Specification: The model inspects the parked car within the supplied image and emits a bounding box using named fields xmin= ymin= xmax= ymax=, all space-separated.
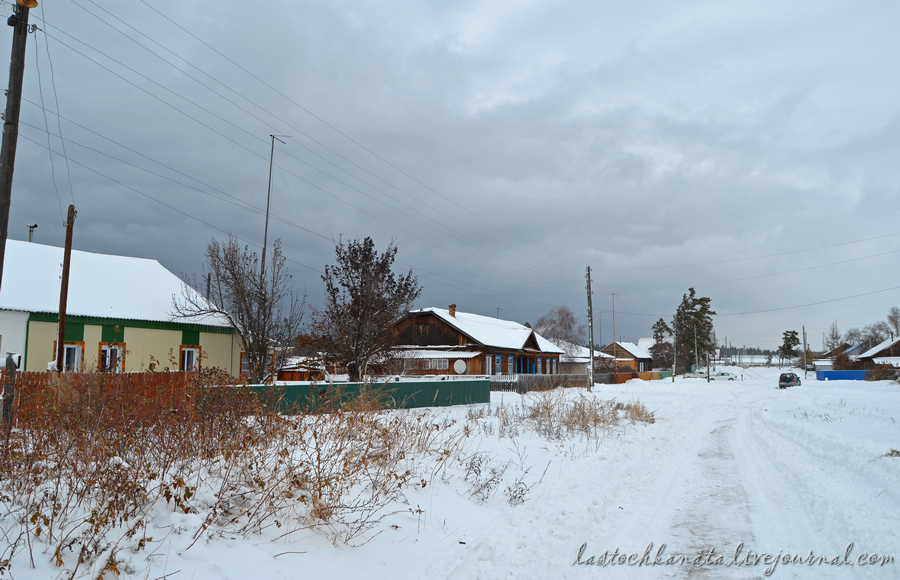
xmin=683 ymin=371 xmax=708 ymax=379
xmin=779 ymin=372 xmax=801 ymax=389
xmin=709 ymin=372 xmax=737 ymax=381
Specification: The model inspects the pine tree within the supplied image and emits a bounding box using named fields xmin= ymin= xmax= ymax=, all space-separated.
xmin=671 ymin=288 xmax=716 ymax=370
xmin=649 ymin=317 xmax=673 ymax=368
xmin=778 ymin=330 xmax=800 ymax=365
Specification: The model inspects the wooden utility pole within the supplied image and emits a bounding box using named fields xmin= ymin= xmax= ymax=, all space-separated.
xmin=585 ymin=266 xmax=594 ymax=390
xmin=55 ymin=204 xmax=75 ymax=372
xmin=260 ymin=134 xmax=286 ymax=282
xmin=611 ymin=293 xmax=617 ymax=364
xmin=0 ymin=2 xmax=33 ymax=295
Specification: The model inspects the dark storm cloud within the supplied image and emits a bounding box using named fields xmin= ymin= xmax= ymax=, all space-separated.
xmin=5 ymin=0 xmax=899 ymax=349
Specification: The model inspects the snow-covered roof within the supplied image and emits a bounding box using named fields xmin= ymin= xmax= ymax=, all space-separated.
xmin=858 ymin=336 xmax=900 ymax=359
xmin=636 ymin=337 xmax=656 ymax=351
xmin=411 ymin=307 xmax=563 ymax=353
xmin=872 ymin=357 xmax=900 ymax=368
xmin=614 ymin=341 xmax=652 ymax=360
xmin=533 ymin=332 xmax=565 ymax=355
xmin=0 ymin=240 xmax=228 ymax=326
xmin=545 ymin=338 xmax=613 ymax=363
xmin=394 ymin=349 xmax=481 ymax=360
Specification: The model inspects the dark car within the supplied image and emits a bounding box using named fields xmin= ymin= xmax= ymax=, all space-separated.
xmin=779 ymin=372 xmax=801 ymax=389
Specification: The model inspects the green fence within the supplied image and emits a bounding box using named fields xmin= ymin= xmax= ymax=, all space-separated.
xmin=242 ymin=379 xmax=490 ymax=414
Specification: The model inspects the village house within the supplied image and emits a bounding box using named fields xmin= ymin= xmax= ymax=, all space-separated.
xmin=857 ymin=336 xmax=900 ymax=369
xmin=600 ymin=340 xmax=653 ymax=372
xmin=393 ymin=305 xmax=563 ymax=376
xmin=0 ymin=240 xmax=242 ymax=373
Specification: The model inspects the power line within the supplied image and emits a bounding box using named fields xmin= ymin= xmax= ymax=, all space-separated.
xmin=718 ymin=285 xmax=900 ymax=316
xmin=133 ymin=0 xmax=582 ymax=270
xmin=601 ymin=231 xmax=900 ymax=271
xmin=61 ymin=1 xmax=578 ymax=276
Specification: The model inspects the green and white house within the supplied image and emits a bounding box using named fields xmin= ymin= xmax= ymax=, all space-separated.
xmin=0 ymin=240 xmax=242 ymax=373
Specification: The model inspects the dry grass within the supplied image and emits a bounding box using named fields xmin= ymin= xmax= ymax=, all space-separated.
xmin=0 ymin=373 xmax=467 ymax=577
xmin=471 ymin=389 xmax=655 ymax=442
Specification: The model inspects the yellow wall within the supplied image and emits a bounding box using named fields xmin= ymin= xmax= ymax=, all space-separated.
xmin=83 ymin=325 xmax=102 ymax=371
xmin=25 ymin=317 xmax=237 ymax=374
xmin=123 ymin=327 xmax=182 ymax=371
xmin=25 ymin=321 xmax=57 ymax=371
xmin=200 ymin=331 xmax=239 ymax=374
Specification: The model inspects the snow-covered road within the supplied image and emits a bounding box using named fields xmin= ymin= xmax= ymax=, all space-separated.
xmin=424 ymin=368 xmax=900 ymax=580
xmin=30 ymin=368 xmax=895 ymax=579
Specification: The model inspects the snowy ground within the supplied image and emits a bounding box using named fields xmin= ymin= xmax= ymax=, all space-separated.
xmin=14 ymin=367 xmax=900 ymax=579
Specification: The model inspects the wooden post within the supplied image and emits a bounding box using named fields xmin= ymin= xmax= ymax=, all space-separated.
xmin=0 ymin=3 xmax=32 ymax=295
xmin=56 ymin=205 xmax=75 ymax=372
xmin=585 ymin=266 xmax=594 ymax=390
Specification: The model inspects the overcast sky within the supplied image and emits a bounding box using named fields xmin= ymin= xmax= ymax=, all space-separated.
xmin=4 ymin=0 xmax=900 ymax=350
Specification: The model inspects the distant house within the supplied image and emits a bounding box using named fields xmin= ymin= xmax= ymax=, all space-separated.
xmin=844 ymin=340 xmax=878 ymax=360
xmin=858 ymin=337 xmax=900 ymax=368
xmin=546 ymin=339 xmax=614 ymax=375
xmin=393 ymin=305 xmax=563 ymax=376
xmin=0 ymin=240 xmax=241 ymax=373
xmin=600 ymin=341 xmax=653 ymax=372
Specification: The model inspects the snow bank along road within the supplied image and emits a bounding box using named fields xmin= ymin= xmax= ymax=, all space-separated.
xmin=425 ymin=368 xmax=900 ymax=580
xmin=112 ymin=368 xmax=897 ymax=580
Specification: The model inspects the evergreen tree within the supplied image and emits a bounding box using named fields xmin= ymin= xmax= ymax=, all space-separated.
xmin=649 ymin=317 xmax=673 ymax=368
xmin=671 ymin=288 xmax=716 ymax=369
xmin=778 ymin=330 xmax=800 ymax=365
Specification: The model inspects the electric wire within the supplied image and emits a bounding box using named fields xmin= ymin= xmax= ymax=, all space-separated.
xmin=44 ymin=3 xmax=578 ymax=277
xmin=31 ymin=34 xmax=65 ymax=222
xmin=135 ymin=0 xmax=583 ymax=270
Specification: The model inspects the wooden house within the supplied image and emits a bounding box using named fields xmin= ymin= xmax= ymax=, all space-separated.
xmin=393 ymin=305 xmax=563 ymax=376
xmin=0 ymin=240 xmax=242 ymax=374
xmin=858 ymin=337 xmax=900 ymax=369
xmin=600 ymin=341 xmax=653 ymax=372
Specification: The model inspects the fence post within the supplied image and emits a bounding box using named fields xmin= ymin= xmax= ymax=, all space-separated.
xmin=2 ymin=355 xmax=18 ymax=443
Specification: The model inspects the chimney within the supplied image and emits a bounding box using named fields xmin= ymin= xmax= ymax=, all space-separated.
xmin=448 ymin=304 xmax=456 ymax=317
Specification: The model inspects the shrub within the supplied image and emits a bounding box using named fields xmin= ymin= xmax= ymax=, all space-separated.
xmin=0 ymin=372 xmax=465 ymax=575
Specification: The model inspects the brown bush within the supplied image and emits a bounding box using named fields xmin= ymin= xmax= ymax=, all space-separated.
xmin=0 ymin=372 xmax=463 ymax=575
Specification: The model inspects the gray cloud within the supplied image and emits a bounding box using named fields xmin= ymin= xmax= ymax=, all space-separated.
xmin=5 ymin=0 xmax=900 ymax=350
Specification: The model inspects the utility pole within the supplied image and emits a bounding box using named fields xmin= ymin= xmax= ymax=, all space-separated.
xmin=55 ymin=204 xmax=75 ymax=372
xmin=0 ymin=1 xmax=33 ymax=296
xmin=611 ymin=293 xmax=617 ymax=366
xmin=803 ymin=325 xmax=807 ymax=379
xmin=260 ymin=134 xmax=286 ymax=282
xmin=586 ymin=266 xmax=594 ymax=390
xmin=672 ymin=324 xmax=676 ymax=382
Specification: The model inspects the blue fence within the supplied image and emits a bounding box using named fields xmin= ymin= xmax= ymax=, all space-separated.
xmin=816 ymin=370 xmax=868 ymax=381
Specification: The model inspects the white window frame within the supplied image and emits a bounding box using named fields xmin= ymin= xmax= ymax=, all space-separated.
xmin=100 ymin=343 xmax=125 ymax=373
xmin=63 ymin=344 xmax=82 ymax=373
xmin=181 ymin=346 xmax=200 ymax=371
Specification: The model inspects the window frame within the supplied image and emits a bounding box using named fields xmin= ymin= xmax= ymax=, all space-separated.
xmin=98 ymin=342 xmax=126 ymax=373
xmin=52 ymin=340 xmax=84 ymax=372
xmin=239 ymin=351 xmax=274 ymax=378
xmin=180 ymin=345 xmax=201 ymax=372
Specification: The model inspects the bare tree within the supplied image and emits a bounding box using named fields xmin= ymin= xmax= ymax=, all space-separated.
xmin=825 ymin=321 xmax=842 ymax=355
xmin=172 ymin=236 xmax=305 ymax=383
xmin=863 ymin=321 xmax=890 ymax=345
xmin=844 ymin=327 xmax=863 ymax=346
xmin=887 ymin=307 xmax=900 ymax=337
xmin=534 ymin=306 xmax=585 ymax=356
xmin=310 ymin=237 xmax=421 ymax=382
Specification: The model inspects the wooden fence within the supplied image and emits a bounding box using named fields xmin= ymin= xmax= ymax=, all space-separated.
xmin=1 ymin=371 xmax=196 ymax=428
